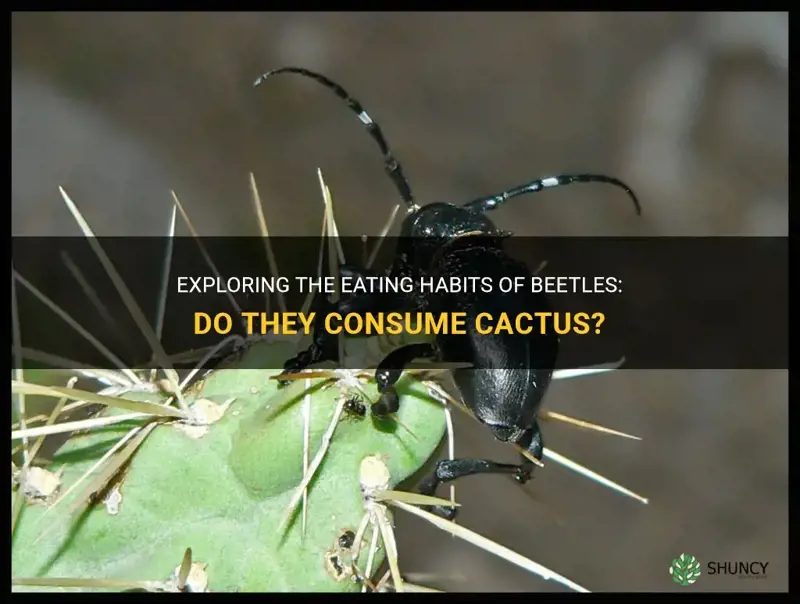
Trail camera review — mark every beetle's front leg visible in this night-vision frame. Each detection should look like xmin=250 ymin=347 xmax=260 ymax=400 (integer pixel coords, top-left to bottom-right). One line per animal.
xmin=370 ymin=343 xmax=438 ymax=417
xmin=278 ymin=264 xmax=408 ymax=385
xmin=278 ymin=293 xmax=339 ymax=384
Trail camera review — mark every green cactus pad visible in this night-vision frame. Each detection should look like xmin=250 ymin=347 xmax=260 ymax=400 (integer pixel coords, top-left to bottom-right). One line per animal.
xmin=11 ymin=339 xmax=447 ymax=592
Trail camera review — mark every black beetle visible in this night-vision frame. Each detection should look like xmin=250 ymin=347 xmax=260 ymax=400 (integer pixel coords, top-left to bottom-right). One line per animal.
xmin=255 ymin=67 xmax=641 ymax=519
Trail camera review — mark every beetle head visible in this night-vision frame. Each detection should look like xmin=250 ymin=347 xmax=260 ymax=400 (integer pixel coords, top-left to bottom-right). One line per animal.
xmin=400 ymin=202 xmax=501 ymax=239
xmin=396 ymin=203 xmax=508 ymax=275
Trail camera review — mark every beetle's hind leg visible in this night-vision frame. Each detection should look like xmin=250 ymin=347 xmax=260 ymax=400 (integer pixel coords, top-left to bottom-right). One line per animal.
xmin=515 ymin=419 xmax=544 ymax=485
xmin=417 ymin=421 xmax=544 ymax=521
xmin=371 ymin=343 xmax=438 ymax=417
xmin=418 ymin=458 xmax=530 ymax=520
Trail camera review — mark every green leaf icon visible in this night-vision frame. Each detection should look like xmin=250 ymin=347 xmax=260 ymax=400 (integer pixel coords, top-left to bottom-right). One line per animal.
xmin=669 ymin=553 xmax=701 ymax=586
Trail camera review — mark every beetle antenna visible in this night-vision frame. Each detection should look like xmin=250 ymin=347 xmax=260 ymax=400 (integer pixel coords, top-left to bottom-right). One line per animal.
xmin=462 ymin=173 xmax=641 ymax=216
xmin=254 ymin=67 xmax=417 ymax=211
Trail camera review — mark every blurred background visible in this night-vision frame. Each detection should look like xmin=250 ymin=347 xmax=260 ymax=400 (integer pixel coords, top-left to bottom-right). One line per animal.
xmin=11 ymin=12 xmax=787 ymax=592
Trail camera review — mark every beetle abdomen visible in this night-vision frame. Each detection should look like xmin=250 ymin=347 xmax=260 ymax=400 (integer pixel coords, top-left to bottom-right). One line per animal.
xmin=429 ymin=245 xmax=558 ymax=432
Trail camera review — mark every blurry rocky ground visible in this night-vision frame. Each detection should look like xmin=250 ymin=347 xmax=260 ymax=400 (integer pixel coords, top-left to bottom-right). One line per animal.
xmin=11 ymin=12 xmax=787 ymax=592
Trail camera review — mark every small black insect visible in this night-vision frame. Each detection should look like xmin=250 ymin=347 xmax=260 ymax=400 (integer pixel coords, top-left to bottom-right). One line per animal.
xmin=338 ymin=529 xmax=356 ymax=550
xmin=343 ymin=395 xmax=367 ymax=419
xmin=255 ymin=67 xmax=641 ymax=520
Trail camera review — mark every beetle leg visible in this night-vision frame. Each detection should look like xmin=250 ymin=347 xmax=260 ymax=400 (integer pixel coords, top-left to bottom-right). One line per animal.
xmin=278 ymin=264 xmax=410 ymax=386
xmin=416 ymin=421 xmax=544 ymax=520
xmin=517 ymin=421 xmax=544 ymax=476
xmin=514 ymin=420 xmax=544 ymax=485
xmin=371 ymin=343 xmax=438 ymax=417
xmin=278 ymin=293 xmax=339 ymax=385
xmin=417 ymin=458 xmax=532 ymax=520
